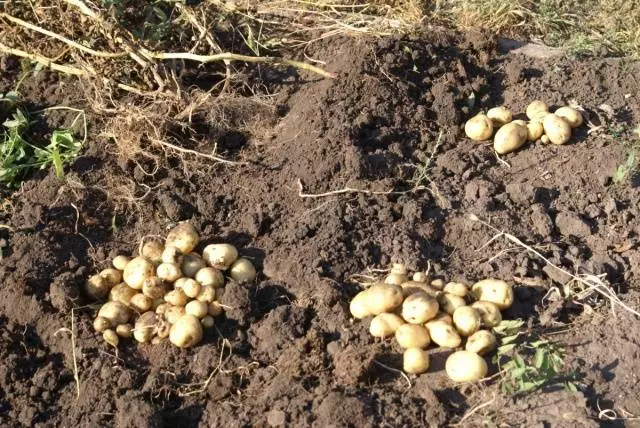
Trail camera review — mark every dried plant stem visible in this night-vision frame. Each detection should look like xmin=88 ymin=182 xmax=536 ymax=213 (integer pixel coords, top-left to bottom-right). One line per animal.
xmin=0 ymin=42 xmax=85 ymax=75
xmin=373 ymin=360 xmax=412 ymax=389
xmin=155 ymin=140 xmax=246 ymax=166
xmin=54 ymin=308 xmax=81 ymax=399
xmin=297 ymin=178 xmax=423 ymax=198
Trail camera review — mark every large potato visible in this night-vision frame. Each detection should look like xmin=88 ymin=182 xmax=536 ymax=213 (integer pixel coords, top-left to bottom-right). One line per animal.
xmin=369 ymin=313 xmax=405 ymax=338
xmin=471 ymin=279 xmax=513 ymax=310
xmin=493 ymin=122 xmax=527 ymax=154
xmin=427 ymin=320 xmax=461 ymax=348
xmin=452 ymin=306 xmax=481 ymax=337
xmin=471 ymin=301 xmax=502 ymax=327
xmin=401 ymin=292 xmax=439 ymax=324
xmin=445 ymin=350 xmax=488 ymax=382
xmin=98 ymin=301 xmax=131 ymax=325
xmin=542 ymin=114 xmax=571 ymax=145
xmin=438 ymin=293 xmax=466 ymax=315
xmin=465 ymin=330 xmax=497 ymax=356
xmin=395 ymin=324 xmax=431 ymax=349
xmin=526 ymin=100 xmax=548 ymax=119
xmin=487 ymin=106 xmax=513 ymax=127
xmin=554 ymin=106 xmax=583 ymax=128
xmin=349 ymin=290 xmax=370 ymax=319
xmin=464 ymin=114 xmax=493 ymax=141
xmin=365 ymin=283 xmax=404 ymax=315
xmin=165 ymin=223 xmax=199 ymax=254
xmin=123 ymin=257 xmax=156 ymax=290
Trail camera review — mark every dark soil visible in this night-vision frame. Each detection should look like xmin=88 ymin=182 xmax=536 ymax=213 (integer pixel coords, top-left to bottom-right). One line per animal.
xmin=1 ymin=27 xmax=640 ymax=427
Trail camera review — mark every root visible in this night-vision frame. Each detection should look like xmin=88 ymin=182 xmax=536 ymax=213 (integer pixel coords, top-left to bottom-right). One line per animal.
xmin=373 ymin=360 xmax=412 ymax=389
xmin=54 ymin=308 xmax=81 ymax=399
xmin=297 ymin=179 xmax=426 ymax=198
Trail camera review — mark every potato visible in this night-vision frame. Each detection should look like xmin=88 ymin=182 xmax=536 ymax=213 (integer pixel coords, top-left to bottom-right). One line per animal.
xmin=169 ymin=314 xmax=203 ymax=348
xmin=176 ymin=277 xmax=201 ymax=298
xmin=155 ymin=303 xmax=170 ymax=316
xmin=123 ymin=257 xmax=156 ymax=290
xmin=452 ymin=306 xmax=481 ymax=337
xmin=195 ymin=267 xmax=225 ymax=288
xmin=401 ymin=292 xmax=439 ymax=324
xmin=427 ymin=320 xmax=461 ymax=348
xmin=443 ymin=282 xmax=468 ymax=297
xmin=445 ymin=350 xmax=488 ymax=382
xmin=425 ymin=312 xmax=453 ymax=328
xmin=166 ymin=223 xmax=199 ymax=254
xmin=403 ymin=348 xmax=430 ymax=374
xmin=494 ymin=122 xmax=527 ymax=154
xmin=471 ymin=279 xmax=514 ymax=310
xmin=230 ymin=258 xmax=257 ymax=283
xmin=151 ymin=298 xmax=164 ymax=310
xmin=196 ymin=284 xmax=216 ymax=303
xmin=530 ymin=111 xmax=550 ymax=123
xmin=100 ymin=268 xmax=123 ymax=287
xmin=542 ymin=114 xmax=571 ymax=145
xmin=116 ymin=323 xmax=134 ymax=338
xmin=395 ymin=324 xmax=430 ymax=349
xmin=103 ymin=329 xmax=119 ymax=347
xmin=201 ymin=315 xmax=215 ymax=328
xmin=465 ymin=330 xmax=497 ymax=356
xmin=112 ymin=255 xmax=131 ymax=271
xmin=161 ymin=246 xmax=184 ymax=265
xmin=438 ymin=293 xmax=466 ymax=315
xmin=526 ymin=100 xmax=548 ymax=119
xmin=156 ymin=320 xmax=171 ymax=338
xmin=401 ymin=281 xmax=439 ymax=298
xmin=554 ymin=106 xmax=583 ymax=128
xmin=487 ymin=106 xmax=513 ymax=127
xmin=208 ymin=301 xmax=224 ymax=317
xmin=85 ymin=274 xmax=110 ymax=300
xmin=134 ymin=311 xmax=159 ymax=343
xmin=384 ymin=263 xmax=408 ymax=285
xmin=369 ymin=313 xmax=405 ymax=338
xmin=141 ymin=240 xmax=164 ymax=265
xmin=109 ymin=283 xmax=138 ymax=306
xmin=464 ymin=114 xmax=493 ymax=141
xmin=471 ymin=301 xmax=502 ymax=327
xmin=141 ymin=277 xmax=167 ymax=300
xmin=182 ymin=253 xmax=207 ymax=278
xmin=185 ymin=300 xmax=209 ymax=319
xmin=93 ymin=316 xmax=111 ymax=332
xmin=203 ymin=243 xmax=238 ymax=270
xmin=98 ymin=301 xmax=131 ymax=325
xmin=130 ymin=293 xmax=153 ymax=313
xmin=365 ymin=283 xmax=404 ymax=315
xmin=430 ymin=279 xmax=445 ymax=290
xmin=412 ymin=272 xmax=428 ymax=283
xmin=526 ymin=121 xmax=544 ymax=141
xmin=540 ymin=134 xmax=550 ymax=144
xmin=157 ymin=262 xmax=182 ymax=282
xmin=349 ymin=290 xmax=371 ymax=319
xmin=511 ymin=119 xmax=527 ymax=127
xmin=165 ymin=305 xmax=186 ymax=324
xmin=164 ymin=289 xmax=188 ymax=307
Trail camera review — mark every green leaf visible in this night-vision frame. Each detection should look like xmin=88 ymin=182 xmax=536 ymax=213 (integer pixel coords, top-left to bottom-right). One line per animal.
xmin=501 ymin=334 xmax=520 ymax=345
xmin=565 ymin=381 xmax=578 ymax=392
xmin=51 ymin=150 xmax=63 ymax=178
xmin=497 ymin=343 xmax=517 ymax=355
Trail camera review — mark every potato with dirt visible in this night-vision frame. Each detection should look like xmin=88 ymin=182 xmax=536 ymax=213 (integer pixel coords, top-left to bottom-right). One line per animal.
xmin=464 ymin=114 xmax=493 ymax=141
xmin=471 ymin=279 xmax=514 ymax=310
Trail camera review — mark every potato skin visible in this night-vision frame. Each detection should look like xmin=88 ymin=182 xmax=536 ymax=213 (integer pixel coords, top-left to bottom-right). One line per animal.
xmin=526 ymin=100 xmax=548 ymax=119
xmin=493 ymin=122 xmax=527 ymax=154
xmin=427 ymin=320 xmax=461 ymax=348
xmin=401 ymin=292 xmax=439 ymax=324
xmin=365 ymin=283 xmax=404 ymax=315
xmin=452 ymin=306 xmax=481 ymax=337
xmin=554 ymin=106 xmax=583 ymax=128
xmin=471 ymin=301 xmax=502 ymax=327
xmin=543 ymin=114 xmax=572 ymax=145
xmin=350 ymin=290 xmax=371 ymax=319
xmin=487 ymin=106 xmax=513 ymax=127
xmin=464 ymin=114 xmax=493 ymax=141
xmin=445 ymin=350 xmax=488 ymax=382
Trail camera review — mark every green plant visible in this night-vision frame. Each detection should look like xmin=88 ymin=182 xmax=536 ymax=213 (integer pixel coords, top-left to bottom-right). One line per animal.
xmin=612 ymin=124 xmax=639 ymax=184
xmin=494 ymin=320 xmax=579 ymax=395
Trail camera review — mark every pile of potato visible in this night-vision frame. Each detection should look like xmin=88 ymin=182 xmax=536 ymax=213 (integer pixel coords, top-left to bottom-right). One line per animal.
xmin=350 ymin=264 xmax=514 ymax=382
xmin=464 ymin=101 xmax=584 ymax=154
xmin=86 ymin=223 xmax=257 ymax=348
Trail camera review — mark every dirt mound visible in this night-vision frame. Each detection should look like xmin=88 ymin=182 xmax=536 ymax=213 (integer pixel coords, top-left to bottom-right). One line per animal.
xmin=1 ymin=27 xmax=639 ymax=426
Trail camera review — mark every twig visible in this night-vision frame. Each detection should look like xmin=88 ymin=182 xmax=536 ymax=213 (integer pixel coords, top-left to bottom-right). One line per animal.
xmin=1 ymin=13 xmax=125 ymax=58
xmin=0 ymin=42 xmax=85 ymax=75
xmin=451 ymin=394 xmax=496 ymax=426
xmin=494 ymin=151 xmax=511 ymax=168
xmin=373 ymin=360 xmax=412 ymax=389
xmin=0 ymin=224 xmax=13 ymax=231
xmin=297 ymin=179 xmax=422 ymax=198
xmin=54 ymin=308 xmax=80 ymax=399
xmin=155 ymin=139 xmax=246 ymax=166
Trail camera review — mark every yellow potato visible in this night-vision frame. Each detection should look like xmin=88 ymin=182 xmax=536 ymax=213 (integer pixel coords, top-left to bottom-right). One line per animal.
xmin=554 ymin=106 xmax=583 ymax=128
xmin=103 ymin=329 xmax=119 ymax=347
xmin=452 ymin=306 xmax=481 ymax=337
xmin=438 ymin=293 xmax=466 ymax=315
xmin=156 ymin=262 xmax=182 ymax=282
xmin=493 ymin=122 xmax=527 ymax=154
xmin=540 ymin=134 xmax=550 ymax=144
xmin=526 ymin=121 xmax=544 ymax=141
xmin=349 ymin=290 xmax=371 ymax=319
xmin=471 ymin=279 xmax=514 ymax=310
xmin=165 ymin=305 xmax=186 ymax=324
xmin=129 ymin=293 xmax=153 ymax=313
xmin=123 ymin=257 xmax=156 ymax=290
xmin=181 ymin=253 xmax=207 ymax=278
xmin=464 ymin=114 xmax=493 ymax=141
xmin=185 ymin=300 xmax=209 ymax=319
xmin=412 ymin=272 xmax=428 ymax=283
xmin=400 ymin=281 xmax=439 ymax=298
xmin=109 ymin=283 xmax=138 ymax=306
xmin=369 ymin=313 xmax=405 ymax=338
xmin=401 ymin=292 xmax=439 ymax=324
xmin=445 ymin=350 xmax=488 ymax=382
xmin=115 ymin=323 xmax=133 ymax=338
xmin=93 ymin=316 xmax=111 ymax=332
xmin=403 ymin=348 xmax=430 ymax=374
xmin=230 ymin=258 xmax=257 ymax=283
xmin=443 ymin=282 xmax=468 ymax=297
xmin=165 ymin=223 xmax=199 ymax=254
xmin=365 ymin=283 xmax=404 ymax=315
xmin=542 ymin=114 xmax=572 ymax=145
xmin=141 ymin=277 xmax=167 ymax=300
xmin=526 ymin=100 xmax=548 ymax=119
xmin=85 ymin=274 xmax=110 ymax=300
xmin=112 ymin=255 xmax=131 ymax=271
xmin=141 ymin=240 xmax=164 ymax=265
xmin=471 ymin=301 xmax=502 ymax=327
xmin=384 ymin=263 xmax=408 ymax=285
xmin=164 ymin=289 xmax=188 ymax=307
xmin=465 ymin=330 xmax=497 ymax=355
xmin=99 ymin=268 xmax=123 ymax=287
xmin=395 ymin=324 xmax=431 ymax=349
xmin=487 ymin=106 xmax=513 ymax=127
xmin=430 ymin=279 xmax=445 ymax=290
xmin=425 ymin=312 xmax=453 ymax=328
xmin=98 ymin=301 xmax=131 ymax=325
xmin=427 ymin=320 xmax=461 ymax=348
xmin=134 ymin=311 xmax=159 ymax=343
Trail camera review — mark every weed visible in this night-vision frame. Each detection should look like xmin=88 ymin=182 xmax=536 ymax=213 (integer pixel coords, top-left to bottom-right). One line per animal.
xmin=612 ymin=124 xmax=639 ymax=185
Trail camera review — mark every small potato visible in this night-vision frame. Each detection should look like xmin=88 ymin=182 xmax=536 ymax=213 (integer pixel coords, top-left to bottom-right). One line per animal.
xmin=487 ymin=106 xmax=513 ymax=127
xmin=430 ymin=279 xmax=445 ymax=290
xmin=165 ymin=305 xmax=186 ymax=324
xmin=93 ymin=316 xmax=111 ymax=332
xmin=157 ymin=320 xmax=171 ymax=338
xmin=494 ymin=122 xmax=527 ymax=154
xmin=99 ymin=268 xmax=123 ymax=287
xmin=369 ymin=313 xmax=405 ymax=338
xmin=445 ymin=350 xmax=488 ymax=382
xmin=155 ymin=303 xmax=170 ymax=316
xmin=134 ymin=311 xmax=159 ymax=343
xmin=196 ymin=284 xmax=216 ymax=303
xmin=130 ymin=293 xmax=153 ymax=313
xmin=208 ymin=301 xmax=224 ymax=317
xmin=98 ymin=301 xmax=131 ymax=325
xmin=540 ymin=134 xmax=550 ymax=144
xmin=142 ymin=277 xmax=167 ymax=300
xmin=230 ymin=258 xmax=257 ymax=283
xmin=103 ymin=329 xmax=119 ymax=347
xmin=452 ymin=306 xmax=481 ymax=337
xmin=526 ymin=100 xmax=548 ymax=119
xmin=169 ymin=314 xmax=203 ymax=348
xmin=401 ymin=281 xmax=439 ymax=298
xmin=471 ymin=301 xmax=502 ymax=327
xmin=412 ymin=272 xmax=428 ymax=283
xmin=443 ymin=282 xmax=468 ymax=297
xmin=85 ymin=274 xmax=110 ymax=300
xmin=542 ymin=114 xmax=571 ymax=145
xmin=401 ymin=292 xmax=439 ymax=324
xmin=554 ymin=106 xmax=583 ymax=128
xmin=425 ymin=312 xmax=453 ymax=328
xmin=195 ymin=267 xmax=225 ymax=288
xmin=201 ymin=315 xmax=215 ymax=328
xmin=109 ymin=283 xmax=138 ymax=306
xmin=395 ymin=324 xmax=431 ymax=349
xmin=152 ymin=298 xmax=164 ymax=310
xmin=112 ymin=255 xmax=131 ymax=271
xmin=471 ymin=279 xmax=514 ymax=310
xmin=161 ymin=246 xmax=184 ymax=265
xmin=182 ymin=253 xmax=207 ymax=278
xmin=349 ymin=290 xmax=371 ymax=319
xmin=116 ymin=323 xmax=134 ymax=338
xmin=438 ymin=293 xmax=466 ymax=315
xmin=365 ymin=283 xmax=404 ymax=315
xmin=384 ymin=263 xmax=408 ymax=285
xmin=123 ymin=257 xmax=156 ymax=290
xmin=526 ymin=121 xmax=544 ymax=141
xmin=164 ymin=289 xmax=188 ymax=307
xmin=185 ymin=300 xmax=209 ymax=319
xmin=403 ymin=348 xmax=430 ymax=374
xmin=177 ymin=278 xmax=201 ymax=298
xmin=157 ymin=262 xmax=182 ymax=282
xmin=427 ymin=320 xmax=461 ymax=348
xmin=464 ymin=114 xmax=493 ymax=141
xmin=465 ymin=330 xmax=497 ymax=355
xmin=141 ymin=240 xmax=164 ymax=265
xmin=202 ymin=243 xmax=238 ymax=270
xmin=165 ymin=223 xmax=199 ymax=254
